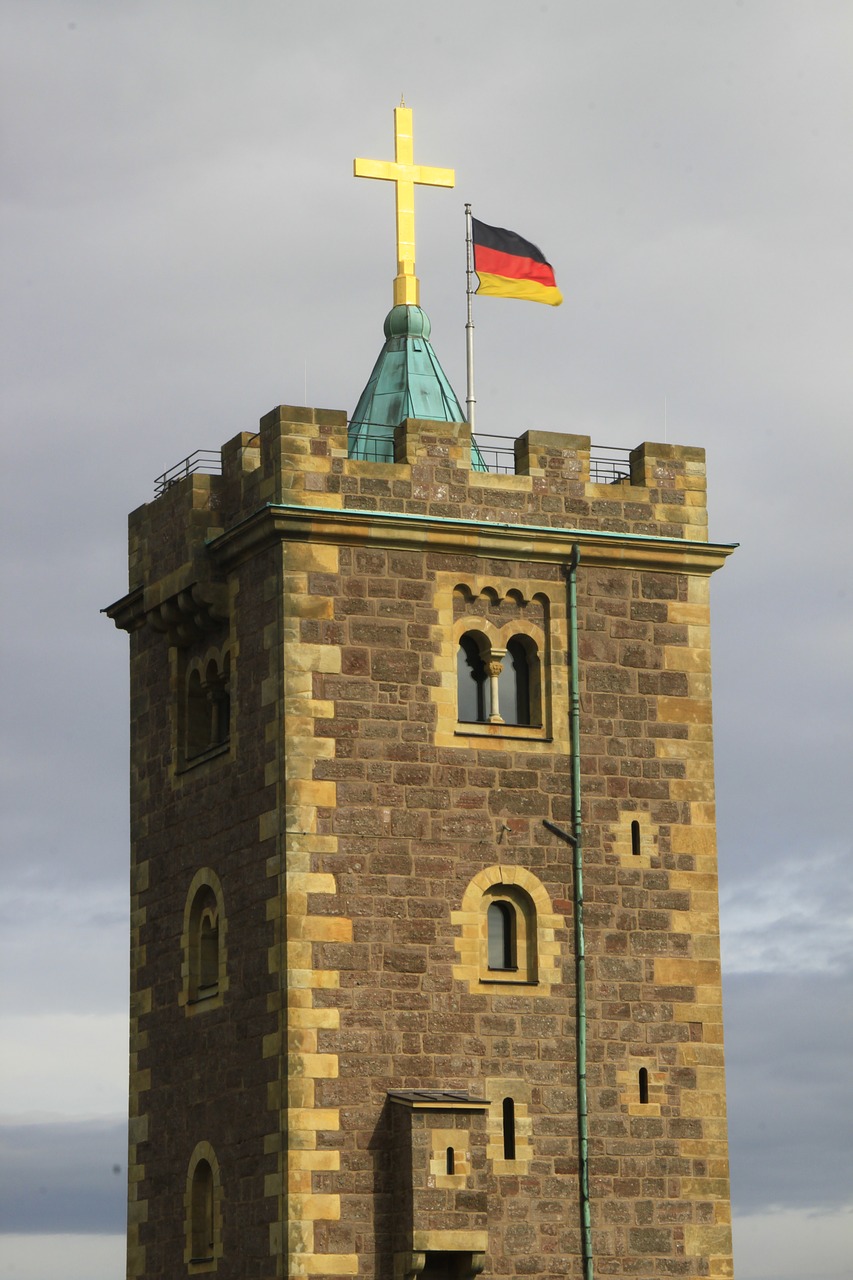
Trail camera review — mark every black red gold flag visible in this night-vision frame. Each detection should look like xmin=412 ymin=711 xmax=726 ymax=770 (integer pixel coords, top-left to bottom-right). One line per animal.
xmin=472 ymin=219 xmax=563 ymax=306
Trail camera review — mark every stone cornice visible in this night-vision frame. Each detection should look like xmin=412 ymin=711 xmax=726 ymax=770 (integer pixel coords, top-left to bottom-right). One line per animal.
xmin=104 ymin=580 xmax=229 ymax=644
xmin=208 ymin=502 xmax=737 ymax=576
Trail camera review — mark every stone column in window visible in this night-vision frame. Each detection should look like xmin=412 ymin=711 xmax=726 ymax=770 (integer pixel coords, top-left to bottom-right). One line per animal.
xmin=487 ymin=649 xmax=506 ymax=724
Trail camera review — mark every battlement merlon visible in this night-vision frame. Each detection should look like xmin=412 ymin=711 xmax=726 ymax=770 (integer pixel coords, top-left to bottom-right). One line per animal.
xmin=106 ymin=406 xmax=735 ymax=632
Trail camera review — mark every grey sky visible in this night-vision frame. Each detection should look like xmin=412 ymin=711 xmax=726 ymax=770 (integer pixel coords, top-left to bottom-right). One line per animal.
xmin=2 ymin=3 xmax=851 ymax=1277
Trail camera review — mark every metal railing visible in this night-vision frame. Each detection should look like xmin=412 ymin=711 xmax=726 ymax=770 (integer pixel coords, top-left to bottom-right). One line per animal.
xmin=471 ymin=433 xmax=631 ymax=484
xmin=154 ymin=434 xmax=632 ymax=496
xmin=588 ymin=446 xmax=632 ymax=484
xmin=154 ymin=450 xmax=222 ymax=496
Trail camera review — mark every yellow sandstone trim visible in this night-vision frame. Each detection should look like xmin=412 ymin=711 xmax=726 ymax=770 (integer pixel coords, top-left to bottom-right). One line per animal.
xmin=452 ymin=864 xmax=565 ymax=995
xmin=264 ymin=544 xmax=355 ymax=1277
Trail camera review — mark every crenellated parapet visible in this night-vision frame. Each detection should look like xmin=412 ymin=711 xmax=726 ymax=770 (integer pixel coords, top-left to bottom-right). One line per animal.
xmin=109 ymin=407 xmax=719 ymax=634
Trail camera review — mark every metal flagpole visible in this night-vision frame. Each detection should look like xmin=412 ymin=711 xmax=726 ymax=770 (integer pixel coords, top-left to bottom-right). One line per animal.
xmin=465 ymin=203 xmax=476 ymax=431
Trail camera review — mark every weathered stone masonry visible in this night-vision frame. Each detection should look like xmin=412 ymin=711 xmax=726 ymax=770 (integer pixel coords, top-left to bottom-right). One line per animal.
xmin=107 ymin=406 xmax=735 ymax=1279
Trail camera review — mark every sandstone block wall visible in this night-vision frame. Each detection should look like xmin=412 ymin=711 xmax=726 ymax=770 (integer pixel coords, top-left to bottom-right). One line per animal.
xmin=108 ymin=406 xmax=734 ymax=1280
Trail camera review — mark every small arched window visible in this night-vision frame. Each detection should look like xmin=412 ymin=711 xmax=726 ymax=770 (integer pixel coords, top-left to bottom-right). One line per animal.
xmin=639 ymin=1067 xmax=649 ymax=1104
xmin=457 ymin=634 xmax=488 ymax=722
xmin=190 ymin=1159 xmax=215 ymax=1262
xmin=184 ymin=1142 xmax=222 ymax=1271
xmin=181 ymin=870 xmax=228 ymax=1014
xmin=487 ymin=901 xmax=516 ymax=970
xmin=631 ymin=820 xmax=641 ymax=856
xmin=198 ymin=908 xmax=219 ymax=996
xmin=445 ymin=1147 xmax=455 ymax=1175
xmin=481 ymin=885 xmax=537 ymax=985
xmin=188 ymin=886 xmax=220 ymax=1003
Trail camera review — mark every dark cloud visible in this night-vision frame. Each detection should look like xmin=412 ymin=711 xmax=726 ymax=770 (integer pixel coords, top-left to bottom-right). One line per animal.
xmin=0 ymin=1120 xmax=127 ymax=1233
xmin=724 ymin=970 xmax=853 ymax=1214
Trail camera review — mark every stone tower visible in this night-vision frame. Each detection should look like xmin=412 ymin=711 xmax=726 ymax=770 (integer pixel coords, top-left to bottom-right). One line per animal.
xmin=106 ymin=403 xmax=736 ymax=1279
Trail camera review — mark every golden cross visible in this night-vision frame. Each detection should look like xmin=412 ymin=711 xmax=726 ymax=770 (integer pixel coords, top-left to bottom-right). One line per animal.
xmin=354 ymin=105 xmax=455 ymax=307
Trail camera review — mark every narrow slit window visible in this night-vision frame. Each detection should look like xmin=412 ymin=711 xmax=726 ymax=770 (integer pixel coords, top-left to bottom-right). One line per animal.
xmin=487 ymin=901 xmax=516 ymax=970
xmin=502 ymin=1097 xmax=516 ymax=1160
xmin=639 ymin=1067 xmax=649 ymax=1104
xmin=446 ymin=1147 xmax=455 ymax=1175
xmin=631 ymin=820 xmax=641 ymax=856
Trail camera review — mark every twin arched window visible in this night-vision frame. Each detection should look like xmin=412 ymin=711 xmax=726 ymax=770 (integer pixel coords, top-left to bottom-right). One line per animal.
xmin=457 ymin=633 xmax=538 ymax=726
xmin=185 ymin=652 xmax=231 ymax=762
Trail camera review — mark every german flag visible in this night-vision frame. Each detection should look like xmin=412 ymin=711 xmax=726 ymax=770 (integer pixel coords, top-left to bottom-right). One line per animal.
xmin=472 ymin=218 xmax=563 ymax=306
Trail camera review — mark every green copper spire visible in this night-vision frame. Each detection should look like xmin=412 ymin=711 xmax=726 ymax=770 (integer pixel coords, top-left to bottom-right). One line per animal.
xmin=348 ymin=305 xmax=486 ymax=468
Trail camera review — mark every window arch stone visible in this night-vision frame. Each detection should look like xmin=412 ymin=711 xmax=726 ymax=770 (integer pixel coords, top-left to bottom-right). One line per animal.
xmin=180 ymin=869 xmax=228 ymax=1014
xmin=452 ymin=865 xmax=565 ymax=995
xmin=184 ymin=1141 xmax=223 ymax=1272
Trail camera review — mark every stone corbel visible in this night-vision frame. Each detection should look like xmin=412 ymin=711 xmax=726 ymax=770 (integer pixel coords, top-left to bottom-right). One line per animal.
xmin=104 ymin=581 xmax=229 ymax=646
xmin=394 ymin=1252 xmax=426 ymax=1280
xmin=147 ymin=583 xmax=229 ymax=647
xmin=393 ymin=1250 xmax=486 ymax=1280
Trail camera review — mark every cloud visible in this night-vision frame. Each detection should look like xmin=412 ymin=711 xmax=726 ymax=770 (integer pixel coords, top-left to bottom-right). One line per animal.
xmin=0 ymin=1234 xmax=125 ymax=1280
xmin=721 ymin=846 xmax=853 ymax=976
xmin=724 ymin=970 xmax=853 ymax=1214
xmin=0 ymin=885 xmax=128 ymax=1017
xmin=0 ymin=1015 xmax=128 ymax=1118
xmin=0 ymin=1120 xmax=126 ymax=1234
xmin=733 ymin=1203 xmax=853 ymax=1280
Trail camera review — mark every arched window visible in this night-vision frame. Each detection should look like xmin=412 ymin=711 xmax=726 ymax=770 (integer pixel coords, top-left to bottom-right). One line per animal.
xmin=188 ymin=886 xmax=219 ymax=1003
xmin=487 ymin=901 xmax=516 ymax=970
xmin=481 ymin=885 xmax=537 ymax=985
xmin=191 ymin=1159 xmax=215 ymax=1261
xmin=502 ymin=1097 xmax=516 ymax=1160
xmin=198 ymin=908 xmax=219 ymax=996
xmin=455 ymin=865 xmax=562 ymax=996
xmin=639 ymin=1067 xmax=649 ymax=1104
xmin=184 ymin=1142 xmax=222 ymax=1271
xmin=445 ymin=1147 xmax=455 ymax=1175
xmin=631 ymin=820 xmax=641 ymax=856
xmin=457 ymin=634 xmax=488 ymax=722
xmin=181 ymin=870 xmax=228 ymax=1014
